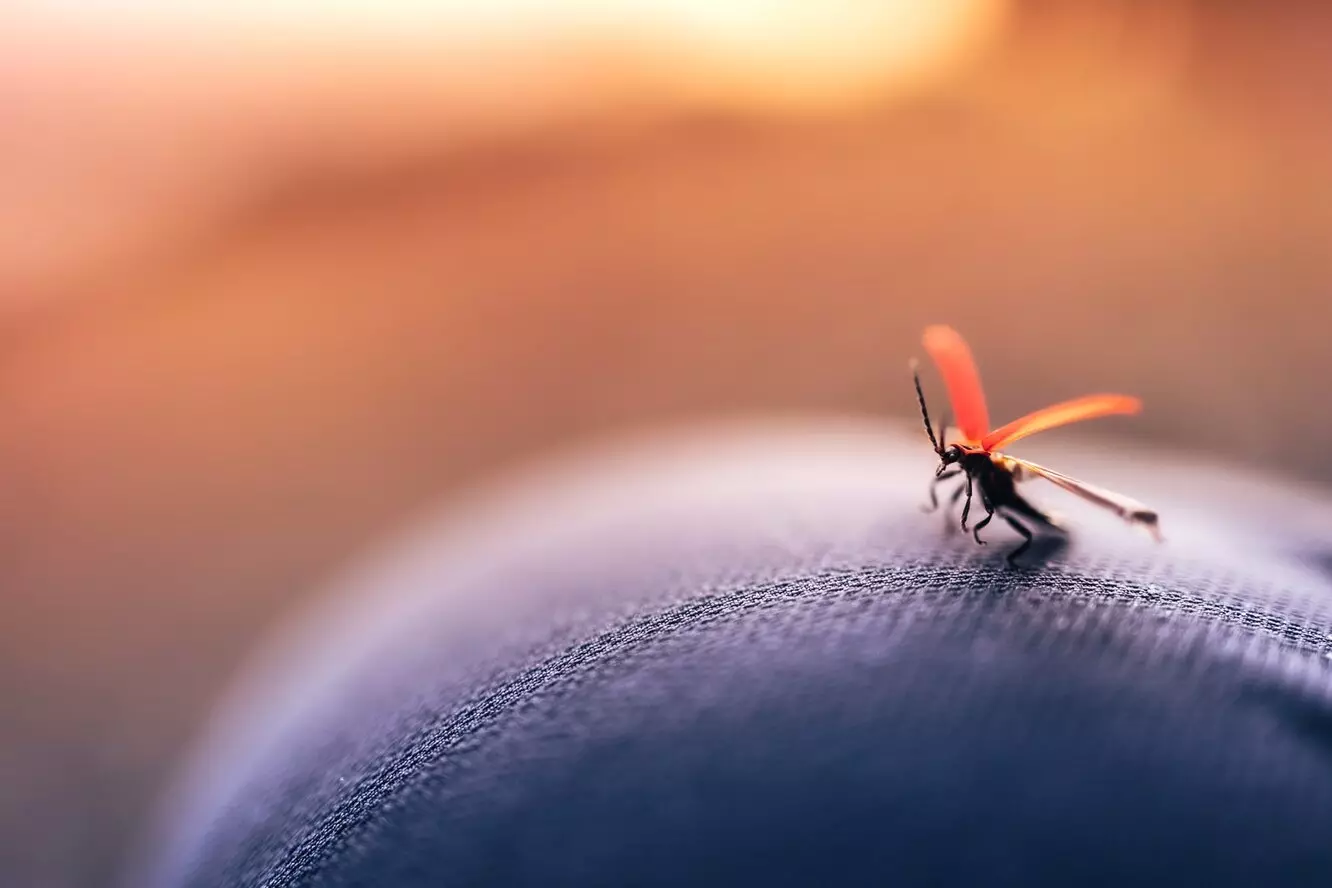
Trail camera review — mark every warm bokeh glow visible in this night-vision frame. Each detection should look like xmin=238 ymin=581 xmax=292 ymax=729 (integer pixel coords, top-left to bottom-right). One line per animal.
xmin=7 ymin=0 xmax=1007 ymax=108
xmin=662 ymin=0 xmax=1008 ymax=108
xmin=1 ymin=0 xmax=1006 ymax=298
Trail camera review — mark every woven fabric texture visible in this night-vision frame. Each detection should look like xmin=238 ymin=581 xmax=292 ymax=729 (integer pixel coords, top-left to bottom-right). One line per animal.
xmin=139 ymin=423 xmax=1332 ymax=888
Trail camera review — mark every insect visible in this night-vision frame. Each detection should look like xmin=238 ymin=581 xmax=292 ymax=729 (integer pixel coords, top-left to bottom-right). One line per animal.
xmin=912 ymin=324 xmax=1161 ymax=566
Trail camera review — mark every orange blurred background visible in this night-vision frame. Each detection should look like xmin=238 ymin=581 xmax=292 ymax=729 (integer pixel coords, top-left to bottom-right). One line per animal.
xmin=4 ymin=2 xmax=1332 ymax=885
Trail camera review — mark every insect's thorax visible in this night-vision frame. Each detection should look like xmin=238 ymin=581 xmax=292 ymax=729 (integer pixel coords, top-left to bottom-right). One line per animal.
xmin=955 ymin=448 xmax=1027 ymax=485
xmin=955 ymin=445 xmax=999 ymax=467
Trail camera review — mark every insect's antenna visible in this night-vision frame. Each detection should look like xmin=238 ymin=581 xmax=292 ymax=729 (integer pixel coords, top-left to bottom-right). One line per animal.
xmin=910 ymin=359 xmax=943 ymax=455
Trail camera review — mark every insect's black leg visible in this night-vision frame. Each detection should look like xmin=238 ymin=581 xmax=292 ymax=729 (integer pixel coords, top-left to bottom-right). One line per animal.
xmin=940 ymin=482 xmax=967 ymax=534
xmin=972 ymin=490 xmax=994 ymax=545
xmin=960 ymin=471 xmax=974 ymax=531
xmin=1001 ymin=512 xmax=1034 ymax=567
xmin=921 ymin=468 xmax=962 ymax=512
xmin=946 ymin=481 xmax=966 ymax=512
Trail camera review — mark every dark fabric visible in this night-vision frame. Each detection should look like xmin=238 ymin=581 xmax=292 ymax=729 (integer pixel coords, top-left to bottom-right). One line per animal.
xmin=138 ymin=425 xmax=1332 ymax=888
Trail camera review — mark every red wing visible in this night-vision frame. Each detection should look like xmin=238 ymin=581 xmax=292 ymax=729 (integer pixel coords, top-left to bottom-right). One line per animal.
xmin=981 ymin=394 xmax=1141 ymax=452
xmin=921 ymin=325 xmax=990 ymax=443
xmin=1007 ymin=456 xmax=1162 ymax=540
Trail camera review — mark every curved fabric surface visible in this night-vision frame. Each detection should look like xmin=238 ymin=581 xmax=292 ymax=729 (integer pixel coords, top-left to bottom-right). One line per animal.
xmin=137 ymin=420 xmax=1332 ymax=888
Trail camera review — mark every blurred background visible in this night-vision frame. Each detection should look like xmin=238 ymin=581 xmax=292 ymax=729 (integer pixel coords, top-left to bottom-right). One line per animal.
xmin=3 ymin=1 xmax=1332 ymax=885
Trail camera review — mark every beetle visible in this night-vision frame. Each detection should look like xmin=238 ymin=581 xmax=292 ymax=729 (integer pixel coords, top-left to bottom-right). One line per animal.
xmin=913 ymin=324 xmax=1161 ymax=566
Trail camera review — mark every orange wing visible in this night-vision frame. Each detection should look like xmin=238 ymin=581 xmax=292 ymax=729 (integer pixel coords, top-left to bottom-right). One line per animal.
xmin=981 ymin=394 xmax=1141 ymax=452
xmin=921 ymin=325 xmax=990 ymax=443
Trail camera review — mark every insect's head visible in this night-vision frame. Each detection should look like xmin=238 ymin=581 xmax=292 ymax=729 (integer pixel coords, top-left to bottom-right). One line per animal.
xmin=936 ymin=443 xmax=963 ymax=475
